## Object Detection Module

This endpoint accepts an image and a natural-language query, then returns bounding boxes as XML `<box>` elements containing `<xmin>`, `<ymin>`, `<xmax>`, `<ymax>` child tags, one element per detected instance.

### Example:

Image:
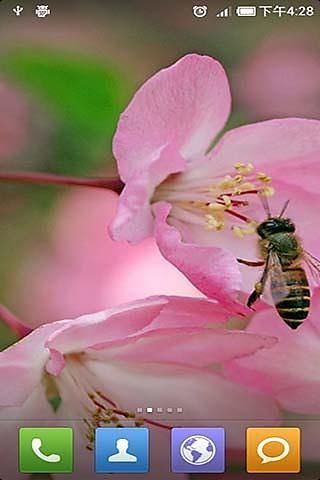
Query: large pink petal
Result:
<box><xmin>225</xmin><ymin>292</ymin><xmax>320</xmax><ymax>415</ymax></box>
<box><xmin>45</xmin><ymin>296</ymin><xmax>243</xmax><ymax>374</ymax></box>
<box><xmin>140</xmin><ymin>296</ymin><xmax>235</xmax><ymax>329</ymax></box>
<box><xmin>114</xmin><ymin>54</ymin><xmax>231</xmax><ymax>181</ymax></box>
<box><xmin>45</xmin><ymin>297</ymin><xmax>169</xmax><ymax>373</ymax></box>
<box><xmin>92</xmin><ymin>327</ymin><xmax>276</xmax><ymax>367</ymax></box>
<box><xmin>269</xmin><ymin>152</ymin><xmax>320</xmax><ymax>196</ymax></box>
<box><xmin>0</xmin><ymin>321</ymin><xmax>69</xmax><ymax>406</ymax></box>
<box><xmin>110</xmin><ymin>144</ymin><xmax>185</xmax><ymax>242</ymax></box>
<box><xmin>225</xmin><ymin>309</ymin><xmax>318</xmax><ymax>394</ymax></box>
<box><xmin>153</xmin><ymin>202</ymin><xmax>248</xmax><ymax>314</ymax></box>
<box><xmin>205</xmin><ymin>118</ymin><xmax>320</xmax><ymax>180</ymax></box>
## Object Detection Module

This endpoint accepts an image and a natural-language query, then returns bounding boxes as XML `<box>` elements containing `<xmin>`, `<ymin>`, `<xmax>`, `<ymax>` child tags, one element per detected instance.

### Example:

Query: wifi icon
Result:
<box><xmin>216</xmin><ymin>6</ymin><xmax>231</xmax><ymax>17</ymax></box>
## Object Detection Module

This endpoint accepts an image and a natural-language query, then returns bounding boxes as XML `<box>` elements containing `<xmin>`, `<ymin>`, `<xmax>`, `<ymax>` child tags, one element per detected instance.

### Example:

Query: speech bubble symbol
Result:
<box><xmin>257</xmin><ymin>436</ymin><xmax>290</xmax><ymax>464</ymax></box>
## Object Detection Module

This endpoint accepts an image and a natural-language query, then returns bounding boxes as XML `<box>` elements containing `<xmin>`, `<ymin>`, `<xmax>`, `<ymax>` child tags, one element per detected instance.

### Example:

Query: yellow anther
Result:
<box><xmin>233</xmin><ymin>175</ymin><xmax>243</xmax><ymax>184</ymax></box>
<box><xmin>205</xmin><ymin>215</ymin><xmax>225</xmax><ymax>231</ymax></box>
<box><xmin>232</xmin><ymin>225</ymin><xmax>245</xmax><ymax>238</ymax></box>
<box><xmin>234</xmin><ymin>162</ymin><xmax>245</xmax><ymax>169</ymax></box>
<box><xmin>259</xmin><ymin>186</ymin><xmax>275</xmax><ymax>197</ymax></box>
<box><xmin>241</xmin><ymin>182</ymin><xmax>255</xmax><ymax>190</ymax></box>
<box><xmin>234</xmin><ymin>162</ymin><xmax>254</xmax><ymax>175</ymax></box>
<box><xmin>231</xmin><ymin>221</ymin><xmax>257</xmax><ymax>238</ymax></box>
<box><xmin>221</xmin><ymin>195</ymin><xmax>232</xmax><ymax>208</ymax></box>
<box><xmin>233</xmin><ymin>182</ymin><xmax>255</xmax><ymax>195</ymax></box>
<box><xmin>218</xmin><ymin>175</ymin><xmax>235</xmax><ymax>190</ymax></box>
<box><xmin>256</xmin><ymin>172</ymin><xmax>272</xmax><ymax>183</ymax></box>
<box><xmin>208</xmin><ymin>202</ymin><xmax>226</xmax><ymax>211</ymax></box>
<box><xmin>245</xmin><ymin>221</ymin><xmax>258</xmax><ymax>234</ymax></box>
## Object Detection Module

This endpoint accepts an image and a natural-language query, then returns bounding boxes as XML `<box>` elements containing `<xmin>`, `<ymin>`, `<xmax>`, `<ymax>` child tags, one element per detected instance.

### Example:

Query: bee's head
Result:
<box><xmin>257</xmin><ymin>217</ymin><xmax>295</xmax><ymax>239</ymax></box>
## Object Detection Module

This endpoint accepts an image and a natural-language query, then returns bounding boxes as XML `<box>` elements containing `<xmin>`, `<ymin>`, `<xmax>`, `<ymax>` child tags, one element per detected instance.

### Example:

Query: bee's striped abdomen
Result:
<box><xmin>274</xmin><ymin>267</ymin><xmax>310</xmax><ymax>329</ymax></box>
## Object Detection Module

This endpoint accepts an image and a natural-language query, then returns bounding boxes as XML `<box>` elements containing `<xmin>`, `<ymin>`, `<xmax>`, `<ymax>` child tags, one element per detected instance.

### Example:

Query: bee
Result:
<box><xmin>238</xmin><ymin>199</ymin><xmax>320</xmax><ymax>329</ymax></box>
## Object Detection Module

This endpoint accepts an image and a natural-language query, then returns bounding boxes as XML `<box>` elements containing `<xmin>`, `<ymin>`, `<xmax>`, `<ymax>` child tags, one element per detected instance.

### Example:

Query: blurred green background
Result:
<box><xmin>0</xmin><ymin>0</ymin><xmax>319</xmax><ymax>346</ymax></box>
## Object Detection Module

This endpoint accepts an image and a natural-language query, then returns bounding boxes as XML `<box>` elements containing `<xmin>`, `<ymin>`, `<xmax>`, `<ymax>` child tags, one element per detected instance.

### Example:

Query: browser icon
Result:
<box><xmin>171</xmin><ymin>427</ymin><xmax>225</xmax><ymax>473</ymax></box>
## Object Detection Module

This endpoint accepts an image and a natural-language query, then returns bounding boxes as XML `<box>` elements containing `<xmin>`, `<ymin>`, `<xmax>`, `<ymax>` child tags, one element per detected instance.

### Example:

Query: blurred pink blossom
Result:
<box><xmin>226</xmin><ymin>287</ymin><xmax>320</xmax><ymax>461</ymax></box>
<box><xmin>227</xmin><ymin>287</ymin><xmax>320</xmax><ymax>415</ymax></box>
<box><xmin>0</xmin><ymin>80</ymin><xmax>28</xmax><ymax>161</ymax></box>
<box><xmin>110</xmin><ymin>53</ymin><xmax>320</xmax><ymax>310</ymax></box>
<box><xmin>233</xmin><ymin>35</ymin><xmax>320</xmax><ymax>120</ymax></box>
<box><xmin>14</xmin><ymin>188</ymin><xmax>201</xmax><ymax>327</ymax></box>
<box><xmin>0</xmin><ymin>296</ymin><xmax>278</xmax><ymax>479</ymax></box>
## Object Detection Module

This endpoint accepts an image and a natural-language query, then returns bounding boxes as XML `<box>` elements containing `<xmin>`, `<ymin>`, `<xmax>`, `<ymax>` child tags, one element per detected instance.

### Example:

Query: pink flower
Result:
<box><xmin>227</xmin><ymin>288</ymin><xmax>320</xmax><ymax>414</ymax></box>
<box><xmin>110</xmin><ymin>54</ymin><xmax>320</xmax><ymax>310</ymax></box>
<box><xmin>225</xmin><ymin>288</ymin><xmax>320</xmax><ymax>461</ymax></box>
<box><xmin>0</xmin><ymin>296</ymin><xmax>278</xmax><ymax>479</ymax></box>
<box><xmin>233</xmin><ymin>34</ymin><xmax>320</xmax><ymax>120</ymax></box>
<box><xmin>13</xmin><ymin>188</ymin><xmax>201</xmax><ymax>327</ymax></box>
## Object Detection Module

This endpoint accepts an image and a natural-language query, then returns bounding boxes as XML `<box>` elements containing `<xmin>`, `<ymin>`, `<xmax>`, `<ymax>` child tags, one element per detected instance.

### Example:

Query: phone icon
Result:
<box><xmin>31</xmin><ymin>437</ymin><xmax>61</xmax><ymax>463</ymax></box>
<box><xmin>19</xmin><ymin>427</ymin><xmax>73</xmax><ymax>473</ymax></box>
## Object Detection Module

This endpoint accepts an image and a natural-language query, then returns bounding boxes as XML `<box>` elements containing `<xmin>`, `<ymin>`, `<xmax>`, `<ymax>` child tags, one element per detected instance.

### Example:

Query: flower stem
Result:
<box><xmin>0</xmin><ymin>170</ymin><xmax>124</xmax><ymax>194</ymax></box>
<box><xmin>143</xmin><ymin>417</ymin><xmax>172</xmax><ymax>431</ymax></box>
<box><xmin>0</xmin><ymin>303</ymin><xmax>32</xmax><ymax>338</ymax></box>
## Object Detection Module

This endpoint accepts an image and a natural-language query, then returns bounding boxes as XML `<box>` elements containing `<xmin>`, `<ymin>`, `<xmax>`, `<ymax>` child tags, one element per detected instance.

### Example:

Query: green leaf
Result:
<box><xmin>0</xmin><ymin>48</ymin><xmax>131</xmax><ymax>173</ymax></box>
<box><xmin>0</xmin><ymin>320</ymin><xmax>18</xmax><ymax>351</ymax></box>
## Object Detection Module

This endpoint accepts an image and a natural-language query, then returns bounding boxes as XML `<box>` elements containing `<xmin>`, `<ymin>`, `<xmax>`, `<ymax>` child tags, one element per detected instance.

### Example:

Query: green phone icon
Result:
<box><xmin>19</xmin><ymin>427</ymin><xmax>73</xmax><ymax>473</ymax></box>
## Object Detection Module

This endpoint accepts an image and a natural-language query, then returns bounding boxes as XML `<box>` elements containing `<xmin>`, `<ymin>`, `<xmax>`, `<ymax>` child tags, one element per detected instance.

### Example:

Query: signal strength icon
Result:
<box><xmin>216</xmin><ymin>6</ymin><xmax>231</xmax><ymax>17</ymax></box>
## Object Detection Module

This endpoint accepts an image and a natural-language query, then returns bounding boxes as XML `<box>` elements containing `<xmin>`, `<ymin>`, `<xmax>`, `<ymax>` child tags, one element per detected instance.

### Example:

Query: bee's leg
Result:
<box><xmin>247</xmin><ymin>282</ymin><xmax>264</xmax><ymax>308</ymax></box>
<box><xmin>237</xmin><ymin>258</ymin><xmax>265</xmax><ymax>267</ymax></box>
<box><xmin>247</xmin><ymin>261</ymin><xmax>269</xmax><ymax>309</ymax></box>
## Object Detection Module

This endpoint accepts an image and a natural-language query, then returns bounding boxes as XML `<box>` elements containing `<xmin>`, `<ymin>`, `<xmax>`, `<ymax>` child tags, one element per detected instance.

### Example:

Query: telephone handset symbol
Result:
<box><xmin>31</xmin><ymin>438</ymin><xmax>61</xmax><ymax>463</ymax></box>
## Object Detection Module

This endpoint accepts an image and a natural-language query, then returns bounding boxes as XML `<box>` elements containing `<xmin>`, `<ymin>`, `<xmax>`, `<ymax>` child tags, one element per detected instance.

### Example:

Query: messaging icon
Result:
<box><xmin>246</xmin><ymin>427</ymin><xmax>300</xmax><ymax>473</ymax></box>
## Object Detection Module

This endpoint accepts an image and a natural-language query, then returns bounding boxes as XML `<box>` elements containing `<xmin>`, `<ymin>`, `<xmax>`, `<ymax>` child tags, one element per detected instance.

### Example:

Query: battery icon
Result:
<box><xmin>236</xmin><ymin>6</ymin><xmax>257</xmax><ymax>16</ymax></box>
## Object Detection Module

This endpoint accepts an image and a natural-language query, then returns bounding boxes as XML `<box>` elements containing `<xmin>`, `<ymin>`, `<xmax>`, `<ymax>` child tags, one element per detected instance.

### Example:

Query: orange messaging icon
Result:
<box><xmin>246</xmin><ymin>427</ymin><xmax>300</xmax><ymax>473</ymax></box>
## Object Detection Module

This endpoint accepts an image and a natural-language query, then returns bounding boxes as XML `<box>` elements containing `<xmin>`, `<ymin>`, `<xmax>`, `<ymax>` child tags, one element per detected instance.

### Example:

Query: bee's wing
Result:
<box><xmin>269</xmin><ymin>250</ymin><xmax>290</xmax><ymax>303</ymax></box>
<box><xmin>304</xmin><ymin>251</ymin><xmax>320</xmax><ymax>284</ymax></box>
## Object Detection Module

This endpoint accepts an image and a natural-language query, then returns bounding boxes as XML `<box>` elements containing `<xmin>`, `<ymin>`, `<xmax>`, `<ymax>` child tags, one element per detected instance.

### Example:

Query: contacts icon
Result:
<box><xmin>95</xmin><ymin>427</ymin><xmax>149</xmax><ymax>473</ymax></box>
<box><xmin>108</xmin><ymin>438</ymin><xmax>137</xmax><ymax>463</ymax></box>
<box><xmin>246</xmin><ymin>427</ymin><xmax>300</xmax><ymax>473</ymax></box>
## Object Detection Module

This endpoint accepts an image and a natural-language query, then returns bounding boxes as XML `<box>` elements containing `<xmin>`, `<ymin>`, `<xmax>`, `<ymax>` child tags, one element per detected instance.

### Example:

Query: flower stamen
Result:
<box><xmin>84</xmin><ymin>390</ymin><xmax>171</xmax><ymax>450</ymax></box>
<box><xmin>154</xmin><ymin>161</ymin><xmax>275</xmax><ymax>238</ymax></box>
<box><xmin>259</xmin><ymin>186</ymin><xmax>275</xmax><ymax>197</ymax></box>
<box><xmin>256</xmin><ymin>172</ymin><xmax>272</xmax><ymax>183</ymax></box>
<box><xmin>231</xmin><ymin>221</ymin><xmax>258</xmax><ymax>238</ymax></box>
<box><xmin>234</xmin><ymin>162</ymin><xmax>254</xmax><ymax>176</ymax></box>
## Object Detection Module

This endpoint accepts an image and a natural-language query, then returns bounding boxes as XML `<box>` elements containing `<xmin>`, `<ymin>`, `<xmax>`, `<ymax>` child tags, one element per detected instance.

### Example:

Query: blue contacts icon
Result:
<box><xmin>95</xmin><ymin>427</ymin><xmax>149</xmax><ymax>473</ymax></box>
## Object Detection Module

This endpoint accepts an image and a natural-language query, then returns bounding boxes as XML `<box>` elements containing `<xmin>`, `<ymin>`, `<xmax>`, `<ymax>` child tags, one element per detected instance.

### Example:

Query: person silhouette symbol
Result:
<box><xmin>108</xmin><ymin>438</ymin><xmax>138</xmax><ymax>463</ymax></box>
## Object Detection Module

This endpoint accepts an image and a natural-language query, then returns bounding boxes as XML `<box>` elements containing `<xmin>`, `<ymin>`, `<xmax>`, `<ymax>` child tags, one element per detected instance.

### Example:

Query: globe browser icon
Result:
<box><xmin>171</xmin><ymin>427</ymin><xmax>225</xmax><ymax>473</ymax></box>
<box><xmin>180</xmin><ymin>435</ymin><xmax>216</xmax><ymax>465</ymax></box>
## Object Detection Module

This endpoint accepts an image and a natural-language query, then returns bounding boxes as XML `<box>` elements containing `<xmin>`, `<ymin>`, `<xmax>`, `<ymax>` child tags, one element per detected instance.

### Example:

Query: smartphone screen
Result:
<box><xmin>0</xmin><ymin>0</ymin><xmax>319</xmax><ymax>479</ymax></box>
